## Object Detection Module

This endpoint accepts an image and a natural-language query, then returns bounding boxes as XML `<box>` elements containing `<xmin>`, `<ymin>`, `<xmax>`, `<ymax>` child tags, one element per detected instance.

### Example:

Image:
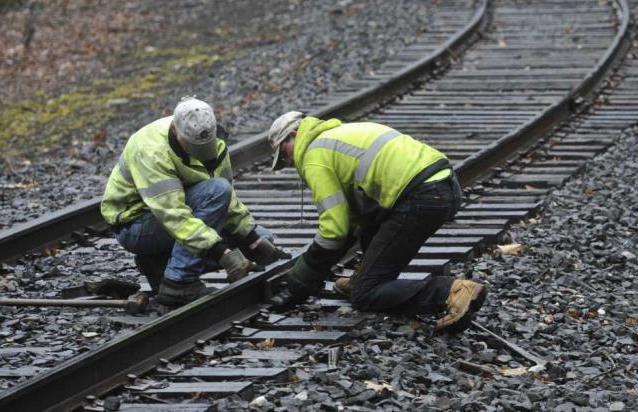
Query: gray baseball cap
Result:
<box><xmin>268</xmin><ymin>111</ymin><xmax>303</xmax><ymax>170</ymax></box>
<box><xmin>173</xmin><ymin>97</ymin><xmax>217</xmax><ymax>161</ymax></box>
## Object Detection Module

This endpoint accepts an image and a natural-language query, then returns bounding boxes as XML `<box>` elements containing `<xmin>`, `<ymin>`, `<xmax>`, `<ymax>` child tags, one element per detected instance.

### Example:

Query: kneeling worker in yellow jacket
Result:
<box><xmin>268</xmin><ymin>112</ymin><xmax>487</xmax><ymax>332</ymax></box>
<box><xmin>101</xmin><ymin>98</ymin><xmax>290</xmax><ymax>306</ymax></box>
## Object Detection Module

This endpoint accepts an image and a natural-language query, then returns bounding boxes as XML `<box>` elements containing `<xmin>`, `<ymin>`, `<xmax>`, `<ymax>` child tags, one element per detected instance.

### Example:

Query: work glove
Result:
<box><xmin>270</xmin><ymin>256</ymin><xmax>327</xmax><ymax>308</ymax></box>
<box><xmin>285</xmin><ymin>256</ymin><xmax>328</xmax><ymax>299</ymax></box>
<box><xmin>246</xmin><ymin>238</ymin><xmax>292</xmax><ymax>266</ymax></box>
<box><xmin>219</xmin><ymin>249</ymin><xmax>262</xmax><ymax>283</ymax></box>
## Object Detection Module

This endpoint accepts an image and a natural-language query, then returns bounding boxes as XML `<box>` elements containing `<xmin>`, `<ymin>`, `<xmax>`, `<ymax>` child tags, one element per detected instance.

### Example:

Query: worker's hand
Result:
<box><xmin>219</xmin><ymin>249</ymin><xmax>263</xmax><ymax>283</ymax></box>
<box><xmin>285</xmin><ymin>256</ymin><xmax>327</xmax><ymax>299</ymax></box>
<box><xmin>247</xmin><ymin>238</ymin><xmax>292</xmax><ymax>266</ymax></box>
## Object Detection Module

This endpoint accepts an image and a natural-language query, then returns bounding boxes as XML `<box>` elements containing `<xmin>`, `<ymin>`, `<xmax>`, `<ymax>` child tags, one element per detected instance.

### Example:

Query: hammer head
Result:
<box><xmin>125</xmin><ymin>293</ymin><xmax>149</xmax><ymax>315</ymax></box>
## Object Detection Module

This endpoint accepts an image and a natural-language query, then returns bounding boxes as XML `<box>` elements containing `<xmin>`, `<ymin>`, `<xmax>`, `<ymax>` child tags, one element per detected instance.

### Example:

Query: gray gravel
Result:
<box><xmin>0</xmin><ymin>235</ymin><xmax>142</xmax><ymax>390</ymax></box>
<box><xmin>0</xmin><ymin>0</ymin><xmax>443</xmax><ymax>229</ymax></box>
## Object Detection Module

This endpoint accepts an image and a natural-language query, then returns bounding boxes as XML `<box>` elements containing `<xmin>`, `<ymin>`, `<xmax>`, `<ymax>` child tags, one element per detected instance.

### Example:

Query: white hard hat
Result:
<box><xmin>268</xmin><ymin>111</ymin><xmax>303</xmax><ymax>170</ymax></box>
<box><xmin>173</xmin><ymin>97</ymin><xmax>217</xmax><ymax>161</ymax></box>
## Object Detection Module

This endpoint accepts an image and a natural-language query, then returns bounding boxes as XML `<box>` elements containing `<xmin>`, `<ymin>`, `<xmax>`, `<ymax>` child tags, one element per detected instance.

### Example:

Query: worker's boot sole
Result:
<box><xmin>439</xmin><ymin>284</ymin><xmax>488</xmax><ymax>334</ymax></box>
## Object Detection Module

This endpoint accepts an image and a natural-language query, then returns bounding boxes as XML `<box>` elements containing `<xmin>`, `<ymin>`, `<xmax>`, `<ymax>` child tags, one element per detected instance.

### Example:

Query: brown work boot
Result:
<box><xmin>436</xmin><ymin>279</ymin><xmax>487</xmax><ymax>333</ymax></box>
<box><xmin>334</xmin><ymin>277</ymin><xmax>352</xmax><ymax>298</ymax></box>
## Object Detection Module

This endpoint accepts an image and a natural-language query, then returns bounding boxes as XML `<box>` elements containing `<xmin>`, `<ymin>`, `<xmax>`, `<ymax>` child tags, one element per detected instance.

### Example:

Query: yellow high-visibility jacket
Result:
<box><xmin>294</xmin><ymin>116</ymin><xmax>451</xmax><ymax>251</ymax></box>
<box><xmin>101</xmin><ymin>116</ymin><xmax>254</xmax><ymax>256</ymax></box>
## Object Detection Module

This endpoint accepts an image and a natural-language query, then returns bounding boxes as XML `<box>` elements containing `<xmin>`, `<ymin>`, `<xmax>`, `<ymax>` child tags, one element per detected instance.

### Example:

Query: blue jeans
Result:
<box><xmin>116</xmin><ymin>178</ymin><xmax>232</xmax><ymax>283</ymax></box>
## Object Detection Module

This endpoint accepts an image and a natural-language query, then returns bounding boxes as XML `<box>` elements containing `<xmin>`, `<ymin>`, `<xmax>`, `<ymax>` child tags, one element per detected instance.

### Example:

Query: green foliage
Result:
<box><xmin>0</xmin><ymin>47</ymin><xmax>229</xmax><ymax>158</ymax></box>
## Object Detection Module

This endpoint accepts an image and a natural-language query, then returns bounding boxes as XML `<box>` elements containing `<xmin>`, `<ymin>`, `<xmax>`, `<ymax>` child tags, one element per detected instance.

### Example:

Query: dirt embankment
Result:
<box><xmin>0</xmin><ymin>0</ymin><xmax>291</xmax><ymax>160</ymax></box>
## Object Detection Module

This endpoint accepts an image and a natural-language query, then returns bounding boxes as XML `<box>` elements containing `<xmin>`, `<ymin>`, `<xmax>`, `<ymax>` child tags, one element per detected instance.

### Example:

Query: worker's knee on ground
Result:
<box><xmin>350</xmin><ymin>281</ymin><xmax>371</xmax><ymax>310</ymax></box>
<box><xmin>201</xmin><ymin>177</ymin><xmax>232</xmax><ymax>207</ymax></box>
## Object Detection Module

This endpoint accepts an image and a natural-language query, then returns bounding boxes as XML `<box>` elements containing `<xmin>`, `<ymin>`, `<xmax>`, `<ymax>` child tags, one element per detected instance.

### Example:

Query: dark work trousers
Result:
<box><xmin>351</xmin><ymin>173</ymin><xmax>462</xmax><ymax>316</ymax></box>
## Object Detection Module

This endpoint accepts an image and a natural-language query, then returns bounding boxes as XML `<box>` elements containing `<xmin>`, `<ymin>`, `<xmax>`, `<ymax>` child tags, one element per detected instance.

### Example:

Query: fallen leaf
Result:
<box><xmin>91</xmin><ymin>129</ymin><xmax>107</xmax><ymax>146</ymax></box>
<box><xmin>497</xmin><ymin>38</ymin><xmax>507</xmax><ymax>47</ymax></box>
<box><xmin>499</xmin><ymin>366</ymin><xmax>527</xmax><ymax>376</ymax></box>
<box><xmin>365</xmin><ymin>381</ymin><xmax>394</xmax><ymax>393</ymax></box>
<box><xmin>192</xmin><ymin>392</ymin><xmax>212</xmax><ymax>400</ymax></box>
<box><xmin>44</xmin><ymin>247</ymin><xmax>59</xmax><ymax>257</ymax></box>
<box><xmin>528</xmin><ymin>364</ymin><xmax>546</xmax><ymax>373</ymax></box>
<box><xmin>0</xmin><ymin>182</ymin><xmax>38</xmax><ymax>190</ymax></box>
<box><xmin>496</xmin><ymin>243</ymin><xmax>525</xmax><ymax>256</ymax></box>
<box><xmin>583</xmin><ymin>187</ymin><xmax>595</xmax><ymax>196</ymax></box>
<box><xmin>566</xmin><ymin>308</ymin><xmax>580</xmax><ymax>319</ymax></box>
<box><xmin>256</xmin><ymin>338</ymin><xmax>275</xmax><ymax>350</ymax></box>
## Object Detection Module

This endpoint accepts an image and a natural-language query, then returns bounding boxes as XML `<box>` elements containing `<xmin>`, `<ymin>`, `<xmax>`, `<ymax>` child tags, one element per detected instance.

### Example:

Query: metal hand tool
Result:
<box><xmin>0</xmin><ymin>294</ymin><xmax>148</xmax><ymax>314</ymax></box>
<box><xmin>471</xmin><ymin>320</ymin><xmax>547</xmax><ymax>371</ymax></box>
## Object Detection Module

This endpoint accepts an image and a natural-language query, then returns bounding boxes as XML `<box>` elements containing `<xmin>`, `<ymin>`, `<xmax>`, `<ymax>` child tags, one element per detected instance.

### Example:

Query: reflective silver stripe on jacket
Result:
<box><xmin>118</xmin><ymin>154</ymin><xmax>133</xmax><ymax>183</ymax></box>
<box><xmin>306</xmin><ymin>128</ymin><xmax>402</xmax><ymax>183</ymax></box>
<box><xmin>313</xmin><ymin>233</ymin><xmax>345</xmax><ymax>250</ymax></box>
<box><xmin>316</xmin><ymin>191</ymin><xmax>347</xmax><ymax>215</ymax></box>
<box><xmin>307</xmin><ymin>138</ymin><xmax>366</xmax><ymax>158</ymax></box>
<box><xmin>354</xmin><ymin>129</ymin><xmax>402</xmax><ymax>182</ymax></box>
<box><xmin>138</xmin><ymin>178</ymin><xmax>183</xmax><ymax>198</ymax></box>
<box><xmin>184</xmin><ymin>224</ymin><xmax>211</xmax><ymax>245</ymax></box>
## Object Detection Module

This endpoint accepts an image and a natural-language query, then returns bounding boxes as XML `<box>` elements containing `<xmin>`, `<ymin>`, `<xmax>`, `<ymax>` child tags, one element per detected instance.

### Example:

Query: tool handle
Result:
<box><xmin>0</xmin><ymin>298</ymin><xmax>127</xmax><ymax>308</ymax></box>
<box><xmin>471</xmin><ymin>320</ymin><xmax>546</xmax><ymax>366</ymax></box>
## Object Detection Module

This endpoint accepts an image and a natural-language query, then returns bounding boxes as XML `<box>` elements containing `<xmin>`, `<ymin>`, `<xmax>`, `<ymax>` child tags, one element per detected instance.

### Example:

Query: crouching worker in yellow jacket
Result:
<box><xmin>268</xmin><ymin>112</ymin><xmax>487</xmax><ymax>332</ymax></box>
<box><xmin>101</xmin><ymin>98</ymin><xmax>290</xmax><ymax>306</ymax></box>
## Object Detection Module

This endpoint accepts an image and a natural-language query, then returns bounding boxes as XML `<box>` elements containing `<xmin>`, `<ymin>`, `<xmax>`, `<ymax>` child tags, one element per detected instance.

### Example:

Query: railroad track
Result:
<box><xmin>0</xmin><ymin>0</ymin><xmax>635</xmax><ymax>410</ymax></box>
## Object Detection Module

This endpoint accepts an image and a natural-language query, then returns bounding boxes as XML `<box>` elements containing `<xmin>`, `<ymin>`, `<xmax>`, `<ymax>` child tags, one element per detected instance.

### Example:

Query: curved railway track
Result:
<box><xmin>0</xmin><ymin>0</ymin><xmax>636</xmax><ymax>410</ymax></box>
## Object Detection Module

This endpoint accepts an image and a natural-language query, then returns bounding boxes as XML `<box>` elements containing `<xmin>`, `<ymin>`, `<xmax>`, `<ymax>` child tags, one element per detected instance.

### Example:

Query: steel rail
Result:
<box><xmin>0</xmin><ymin>197</ymin><xmax>102</xmax><ymax>262</ymax></box>
<box><xmin>454</xmin><ymin>0</ymin><xmax>632</xmax><ymax>185</ymax></box>
<box><xmin>0</xmin><ymin>3</ymin><xmax>490</xmax><ymax>411</ymax></box>
<box><xmin>0</xmin><ymin>0</ymin><xmax>488</xmax><ymax>263</ymax></box>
